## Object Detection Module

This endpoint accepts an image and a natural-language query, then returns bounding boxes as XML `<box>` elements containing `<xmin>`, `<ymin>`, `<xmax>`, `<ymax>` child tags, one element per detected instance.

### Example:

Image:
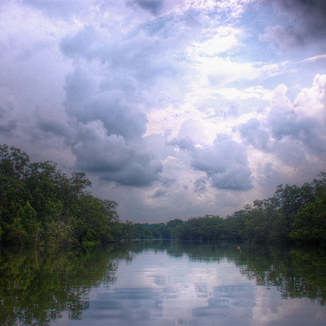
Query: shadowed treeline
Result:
<box><xmin>1</xmin><ymin>144</ymin><xmax>326</xmax><ymax>247</ymax></box>
<box><xmin>131</xmin><ymin>173</ymin><xmax>326</xmax><ymax>245</ymax></box>
<box><xmin>0</xmin><ymin>145</ymin><xmax>130</xmax><ymax>247</ymax></box>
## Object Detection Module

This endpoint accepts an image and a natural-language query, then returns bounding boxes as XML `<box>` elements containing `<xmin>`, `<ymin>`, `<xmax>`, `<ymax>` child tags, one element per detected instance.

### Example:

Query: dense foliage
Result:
<box><xmin>0</xmin><ymin>144</ymin><xmax>128</xmax><ymax>247</ymax></box>
<box><xmin>1</xmin><ymin>144</ymin><xmax>325</xmax><ymax>246</ymax></box>
<box><xmin>174</xmin><ymin>172</ymin><xmax>326</xmax><ymax>245</ymax></box>
<box><xmin>130</xmin><ymin>174</ymin><xmax>326</xmax><ymax>245</ymax></box>
<box><xmin>225</xmin><ymin>174</ymin><xmax>326</xmax><ymax>244</ymax></box>
<box><xmin>129</xmin><ymin>219</ymin><xmax>184</xmax><ymax>240</ymax></box>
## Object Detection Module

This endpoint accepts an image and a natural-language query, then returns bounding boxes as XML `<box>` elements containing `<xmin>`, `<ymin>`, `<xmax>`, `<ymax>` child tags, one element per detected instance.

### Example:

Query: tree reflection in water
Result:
<box><xmin>166</xmin><ymin>241</ymin><xmax>326</xmax><ymax>307</ymax></box>
<box><xmin>1</xmin><ymin>241</ymin><xmax>325</xmax><ymax>325</ymax></box>
<box><xmin>0</xmin><ymin>245</ymin><xmax>130</xmax><ymax>325</ymax></box>
<box><xmin>236</xmin><ymin>245</ymin><xmax>326</xmax><ymax>306</ymax></box>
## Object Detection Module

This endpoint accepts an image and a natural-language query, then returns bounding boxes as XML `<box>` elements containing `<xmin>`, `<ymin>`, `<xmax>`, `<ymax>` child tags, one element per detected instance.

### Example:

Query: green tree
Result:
<box><xmin>0</xmin><ymin>144</ymin><xmax>126</xmax><ymax>247</ymax></box>
<box><xmin>290</xmin><ymin>195</ymin><xmax>326</xmax><ymax>244</ymax></box>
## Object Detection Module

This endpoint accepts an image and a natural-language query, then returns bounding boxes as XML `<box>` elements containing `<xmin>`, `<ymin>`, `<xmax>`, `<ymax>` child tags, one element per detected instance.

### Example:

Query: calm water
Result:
<box><xmin>1</xmin><ymin>241</ymin><xmax>326</xmax><ymax>325</ymax></box>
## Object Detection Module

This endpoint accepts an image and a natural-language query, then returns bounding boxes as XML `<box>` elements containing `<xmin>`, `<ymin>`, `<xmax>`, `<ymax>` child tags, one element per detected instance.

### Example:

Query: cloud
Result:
<box><xmin>72</xmin><ymin>120</ymin><xmax>162</xmax><ymax>187</ymax></box>
<box><xmin>167</xmin><ymin>121</ymin><xmax>254</xmax><ymax>192</ymax></box>
<box><xmin>191</xmin><ymin>134</ymin><xmax>253</xmax><ymax>191</ymax></box>
<box><xmin>1</xmin><ymin>0</ymin><xmax>326</xmax><ymax>222</ymax></box>
<box><xmin>237</xmin><ymin>75</ymin><xmax>326</xmax><ymax>189</ymax></box>
<box><xmin>210</xmin><ymin>164</ymin><xmax>253</xmax><ymax>190</ymax></box>
<box><xmin>0</xmin><ymin>119</ymin><xmax>17</xmax><ymax>134</ymax></box>
<box><xmin>60</xmin><ymin>26</ymin><xmax>99</xmax><ymax>61</ymax></box>
<box><xmin>0</xmin><ymin>88</ymin><xmax>20</xmax><ymax>135</ymax></box>
<box><xmin>269</xmin><ymin>79</ymin><xmax>326</xmax><ymax>159</ymax></box>
<box><xmin>177</xmin><ymin>119</ymin><xmax>206</xmax><ymax>141</ymax></box>
<box><xmin>21</xmin><ymin>0</ymin><xmax>91</xmax><ymax>20</ymax></box>
<box><xmin>36</xmin><ymin>117</ymin><xmax>70</xmax><ymax>139</ymax></box>
<box><xmin>168</xmin><ymin>137</ymin><xmax>195</xmax><ymax>151</ymax></box>
<box><xmin>260</xmin><ymin>25</ymin><xmax>303</xmax><ymax>50</ymax></box>
<box><xmin>261</xmin><ymin>0</ymin><xmax>326</xmax><ymax>50</ymax></box>
<box><xmin>149</xmin><ymin>188</ymin><xmax>167</xmax><ymax>198</ymax></box>
<box><xmin>132</xmin><ymin>0</ymin><xmax>164</xmax><ymax>16</ymax></box>
<box><xmin>57</xmin><ymin>16</ymin><xmax>206</xmax><ymax>188</ymax></box>
<box><xmin>159</xmin><ymin>177</ymin><xmax>176</xmax><ymax>187</ymax></box>
<box><xmin>60</xmin><ymin>21</ymin><xmax>189</xmax><ymax>89</ymax></box>
<box><xmin>60</xmin><ymin>56</ymin><xmax>163</xmax><ymax>186</ymax></box>
<box><xmin>194</xmin><ymin>176</ymin><xmax>208</xmax><ymax>192</ymax></box>
<box><xmin>144</xmin><ymin>131</ymin><xmax>174</xmax><ymax>161</ymax></box>
<box><xmin>237</xmin><ymin>118</ymin><xmax>271</xmax><ymax>151</ymax></box>
<box><xmin>64</xmin><ymin>67</ymin><xmax>148</xmax><ymax>142</ymax></box>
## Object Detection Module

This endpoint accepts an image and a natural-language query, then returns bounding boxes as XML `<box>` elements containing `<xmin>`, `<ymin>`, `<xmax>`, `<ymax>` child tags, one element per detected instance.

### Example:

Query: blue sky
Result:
<box><xmin>1</xmin><ymin>0</ymin><xmax>326</xmax><ymax>222</ymax></box>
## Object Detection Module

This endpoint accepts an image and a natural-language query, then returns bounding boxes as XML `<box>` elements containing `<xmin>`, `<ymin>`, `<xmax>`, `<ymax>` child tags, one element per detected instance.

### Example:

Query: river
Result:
<box><xmin>1</xmin><ymin>240</ymin><xmax>326</xmax><ymax>325</ymax></box>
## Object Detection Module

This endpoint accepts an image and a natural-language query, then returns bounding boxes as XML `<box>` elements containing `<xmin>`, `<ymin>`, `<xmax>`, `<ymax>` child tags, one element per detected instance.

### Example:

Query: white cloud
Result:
<box><xmin>190</xmin><ymin>26</ymin><xmax>243</xmax><ymax>56</ymax></box>
<box><xmin>237</xmin><ymin>75</ymin><xmax>326</xmax><ymax>193</ymax></box>
<box><xmin>294</xmin><ymin>74</ymin><xmax>326</xmax><ymax>120</ymax></box>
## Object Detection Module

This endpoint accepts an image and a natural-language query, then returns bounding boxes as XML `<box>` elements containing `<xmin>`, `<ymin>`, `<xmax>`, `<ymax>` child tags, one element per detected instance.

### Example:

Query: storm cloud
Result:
<box><xmin>169</xmin><ymin>133</ymin><xmax>253</xmax><ymax>191</ymax></box>
<box><xmin>191</xmin><ymin>134</ymin><xmax>253</xmax><ymax>191</ymax></box>
<box><xmin>61</xmin><ymin>67</ymin><xmax>163</xmax><ymax>187</ymax></box>
<box><xmin>1</xmin><ymin>0</ymin><xmax>326</xmax><ymax>222</ymax></box>
<box><xmin>132</xmin><ymin>0</ymin><xmax>165</xmax><ymax>16</ymax></box>
<box><xmin>261</xmin><ymin>0</ymin><xmax>326</xmax><ymax>50</ymax></box>
<box><xmin>58</xmin><ymin>24</ymin><xmax>166</xmax><ymax>187</ymax></box>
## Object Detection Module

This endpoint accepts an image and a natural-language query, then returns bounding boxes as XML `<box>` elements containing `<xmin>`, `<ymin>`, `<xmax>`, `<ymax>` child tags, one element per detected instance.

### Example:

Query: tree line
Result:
<box><xmin>222</xmin><ymin>174</ymin><xmax>326</xmax><ymax>244</ymax></box>
<box><xmin>1</xmin><ymin>144</ymin><xmax>325</xmax><ymax>247</ymax></box>
<box><xmin>135</xmin><ymin>172</ymin><xmax>326</xmax><ymax>245</ymax></box>
<box><xmin>0</xmin><ymin>144</ymin><xmax>129</xmax><ymax>247</ymax></box>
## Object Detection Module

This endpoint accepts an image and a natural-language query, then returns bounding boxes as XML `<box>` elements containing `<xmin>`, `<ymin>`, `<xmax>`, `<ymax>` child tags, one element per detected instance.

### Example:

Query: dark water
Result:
<box><xmin>1</xmin><ymin>241</ymin><xmax>326</xmax><ymax>325</ymax></box>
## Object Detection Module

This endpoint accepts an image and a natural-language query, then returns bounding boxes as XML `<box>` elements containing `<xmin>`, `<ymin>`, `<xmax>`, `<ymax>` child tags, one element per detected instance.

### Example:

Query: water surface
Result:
<box><xmin>1</xmin><ymin>241</ymin><xmax>326</xmax><ymax>325</ymax></box>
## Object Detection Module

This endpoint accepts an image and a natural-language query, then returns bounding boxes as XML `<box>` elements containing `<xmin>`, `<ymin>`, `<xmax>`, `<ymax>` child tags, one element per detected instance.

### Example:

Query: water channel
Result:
<box><xmin>1</xmin><ymin>240</ymin><xmax>326</xmax><ymax>325</ymax></box>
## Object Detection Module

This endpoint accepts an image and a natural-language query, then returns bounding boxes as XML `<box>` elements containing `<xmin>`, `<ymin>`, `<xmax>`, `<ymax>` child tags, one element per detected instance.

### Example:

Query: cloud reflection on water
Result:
<box><xmin>53</xmin><ymin>244</ymin><xmax>326</xmax><ymax>325</ymax></box>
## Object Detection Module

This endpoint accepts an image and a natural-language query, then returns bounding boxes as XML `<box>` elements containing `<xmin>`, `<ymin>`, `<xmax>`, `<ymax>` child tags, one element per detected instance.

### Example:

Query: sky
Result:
<box><xmin>1</xmin><ymin>0</ymin><xmax>326</xmax><ymax>223</ymax></box>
